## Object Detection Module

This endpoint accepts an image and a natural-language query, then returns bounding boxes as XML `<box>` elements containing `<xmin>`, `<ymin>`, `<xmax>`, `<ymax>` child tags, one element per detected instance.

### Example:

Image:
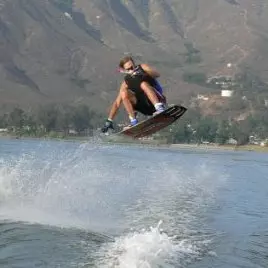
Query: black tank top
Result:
<box><xmin>124</xmin><ymin>65</ymin><xmax>156</xmax><ymax>91</ymax></box>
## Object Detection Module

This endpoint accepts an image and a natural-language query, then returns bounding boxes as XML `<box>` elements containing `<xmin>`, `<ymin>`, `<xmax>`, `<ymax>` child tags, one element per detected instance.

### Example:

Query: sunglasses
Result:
<box><xmin>125</xmin><ymin>66</ymin><xmax>134</xmax><ymax>71</ymax></box>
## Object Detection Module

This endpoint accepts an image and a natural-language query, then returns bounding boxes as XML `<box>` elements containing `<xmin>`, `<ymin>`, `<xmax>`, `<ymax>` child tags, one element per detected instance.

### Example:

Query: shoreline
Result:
<box><xmin>169</xmin><ymin>143</ymin><xmax>268</xmax><ymax>153</ymax></box>
<box><xmin>1</xmin><ymin>134</ymin><xmax>268</xmax><ymax>153</ymax></box>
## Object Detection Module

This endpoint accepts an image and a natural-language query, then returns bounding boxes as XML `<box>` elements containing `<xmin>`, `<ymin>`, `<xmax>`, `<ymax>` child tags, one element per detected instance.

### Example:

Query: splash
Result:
<box><xmin>0</xmin><ymin>141</ymin><xmax>126</xmax><ymax>230</ymax></box>
<box><xmin>91</xmin><ymin>156</ymin><xmax>225</xmax><ymax>268</ymax></box>
<box><xmin>95</xmin><ymin>220</ymin><xmax>208</xmax><ymax>268</ymax></box>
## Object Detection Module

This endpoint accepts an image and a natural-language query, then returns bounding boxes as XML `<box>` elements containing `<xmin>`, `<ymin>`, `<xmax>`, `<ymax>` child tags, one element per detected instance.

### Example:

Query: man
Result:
<box><xmin>101</xmin><ymin>56</ymin><xmax>167</xmax><ymax>133</ymax></box>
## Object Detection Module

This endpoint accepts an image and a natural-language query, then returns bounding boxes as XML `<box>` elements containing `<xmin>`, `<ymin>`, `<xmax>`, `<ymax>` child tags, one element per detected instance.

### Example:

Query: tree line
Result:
<box><xmin>0</xmin><ymin>104</ymin><xmax>101</xmax><ymax>138</ymax></box>
<box><xmin>1</xmin><ymin>104</ymin><xmax>267</xmax><ymax>144</ymax></box>
<box><xmin>159</xmin><ymin>108</ymin><xmax>268</xmax><ymax>145</ymax></box>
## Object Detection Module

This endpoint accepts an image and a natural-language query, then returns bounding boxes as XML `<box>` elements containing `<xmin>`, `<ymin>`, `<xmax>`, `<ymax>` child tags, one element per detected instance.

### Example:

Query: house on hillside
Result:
<box><xmin>207</xmin><ymin>75</ymin><xmax>233</xmax><ymax>84</ymax></box>
<box><xmin>207</xmin><ymin>75</ymin><xmax>235</xmax><ymax>89</ymax></box>
<box><xmin>226</xmin><ymin>138</ymin><xmax>237</xmax><ymax>145</ymax></box>
<box><xmin>249</xmin><ymin>136</ymin><xmax>262</xmax><ymax>145</ymax></box>
<box><xmin>197</xmin><ymin>94</ymin><xmax>209</xmax><ymax>101</ymax></box>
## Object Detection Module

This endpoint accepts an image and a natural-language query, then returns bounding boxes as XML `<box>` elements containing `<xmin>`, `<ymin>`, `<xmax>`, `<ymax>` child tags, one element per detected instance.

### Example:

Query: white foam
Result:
<box><xmin>96</xmin><ymin>220</ymin><xmax>202</xmax><ymax>268</ymax></box>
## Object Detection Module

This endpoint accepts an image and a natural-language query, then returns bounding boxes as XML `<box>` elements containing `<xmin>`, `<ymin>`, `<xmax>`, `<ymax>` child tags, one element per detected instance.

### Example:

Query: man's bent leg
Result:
<box><xmin>121</xmin><ymin>89</ymin><xmax>138</xmax><ymax>124</ymax></box>
<box><xmin>140</xmin><ymin>81</ymin><xmax>165</xmax><ymax>113</ymax></box>
<box><xmin>140</xmin><ymin>81</ymin><xmax>159</xmax><ymax>104</ymax></box>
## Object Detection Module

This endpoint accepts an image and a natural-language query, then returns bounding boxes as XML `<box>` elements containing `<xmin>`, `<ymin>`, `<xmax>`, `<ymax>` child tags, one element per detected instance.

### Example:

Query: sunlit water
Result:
<box><xmin>0</xmin><ymin>138</ymin><xmax>267</xmax><ymax>268</ymax></box>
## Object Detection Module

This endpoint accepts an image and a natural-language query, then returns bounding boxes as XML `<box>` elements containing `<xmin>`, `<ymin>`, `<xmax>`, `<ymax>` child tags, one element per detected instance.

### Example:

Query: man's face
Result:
<box><xmin>123</xmin><ymin>60</ymin><xmax>135</xmax><ymax>72</ymax></box>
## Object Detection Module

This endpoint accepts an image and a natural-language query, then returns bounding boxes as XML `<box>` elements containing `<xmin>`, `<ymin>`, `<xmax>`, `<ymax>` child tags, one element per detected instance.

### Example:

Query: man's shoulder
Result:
<box><xmin>140</xmin><ymin>63</ymin><xmax>149</xmax><ymax>69</ymax></box>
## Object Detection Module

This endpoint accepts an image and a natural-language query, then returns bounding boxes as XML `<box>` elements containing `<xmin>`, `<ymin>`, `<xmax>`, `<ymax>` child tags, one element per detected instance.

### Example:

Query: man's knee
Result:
<box><xmin>140</xmin><ymin>81</ymin><xmax>151</xmax><ymax>90</ymax></box>
<box><xmin>121</xmin><ymin>90</ymin><xmax>136</xmax><ymax>104</ymax></box>
<box><xmin>121</xmin><ymin>90</ymin><xmax>129</xmax><ymax>100</ymax></box>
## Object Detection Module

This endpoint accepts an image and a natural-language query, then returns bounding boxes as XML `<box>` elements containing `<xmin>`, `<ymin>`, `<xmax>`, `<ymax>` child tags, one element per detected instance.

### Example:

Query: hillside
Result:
<box><xmin>0</xmin><ymin>0</ymin><xmax>268</xmax><ymax>116</ymax></box>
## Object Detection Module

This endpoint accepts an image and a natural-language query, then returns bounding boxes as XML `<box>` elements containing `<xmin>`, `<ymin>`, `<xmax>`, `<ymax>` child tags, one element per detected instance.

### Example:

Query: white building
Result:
<box><xmin>221</xmin><ymin>90</ymin><xmax>233</xmax><ymax>97</ymax></box>
<box><xmin>64</xmin><ymin>12</ymin><xmax>72</xmax><ymax>20</ymax></box>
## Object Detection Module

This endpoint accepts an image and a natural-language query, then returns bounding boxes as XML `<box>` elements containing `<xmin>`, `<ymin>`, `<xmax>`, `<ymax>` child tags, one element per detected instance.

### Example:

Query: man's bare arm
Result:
<box><xmin>141</xmin><ymin>63</ymin><xmax>160</xmax><ymax>78</ymax></box>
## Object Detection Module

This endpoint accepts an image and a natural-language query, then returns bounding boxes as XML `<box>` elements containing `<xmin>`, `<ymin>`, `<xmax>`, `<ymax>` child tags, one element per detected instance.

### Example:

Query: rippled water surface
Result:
<box><xmin>0</xmin><ymin>138</ymin><xmax>267</xmax><ymax>268</ymax></box>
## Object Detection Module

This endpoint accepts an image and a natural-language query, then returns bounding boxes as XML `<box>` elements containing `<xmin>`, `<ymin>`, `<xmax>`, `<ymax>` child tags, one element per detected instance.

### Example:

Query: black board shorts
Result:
<box><xmin>129</xmin><ymin>88</ymin><xmax>156</xmax><ymax>116</ymax></box>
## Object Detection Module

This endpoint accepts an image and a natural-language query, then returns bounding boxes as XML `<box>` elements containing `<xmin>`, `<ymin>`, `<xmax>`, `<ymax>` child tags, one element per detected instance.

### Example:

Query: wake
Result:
<box><xmin>0</xmin><ymin>139</ymin><xmax>227</xmax><ymax>267</ymax></box>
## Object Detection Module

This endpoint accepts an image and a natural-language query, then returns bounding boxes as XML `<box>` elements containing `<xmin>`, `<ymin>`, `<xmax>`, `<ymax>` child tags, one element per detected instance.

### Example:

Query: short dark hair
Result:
<box><xmin>119</xmin><ymin>56</ymin><xmax>135</xmax><ymax>68</ymax></box>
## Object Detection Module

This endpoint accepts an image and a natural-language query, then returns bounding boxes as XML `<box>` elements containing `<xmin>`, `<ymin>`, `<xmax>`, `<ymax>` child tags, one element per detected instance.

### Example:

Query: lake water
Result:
<box><xmin>0</xmin><ymin>138</ymin><xmax>267</xmax><ymax>268</ymax></box>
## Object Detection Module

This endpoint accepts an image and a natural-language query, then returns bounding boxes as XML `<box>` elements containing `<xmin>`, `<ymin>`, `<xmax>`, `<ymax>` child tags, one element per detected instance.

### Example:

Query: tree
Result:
<box><xmin>37</xmin><ymin>105</ymin><xmax>59</xmax><ymax>132</ymax></box>
<box><xmin>173</xmin><ymin>124</ymin><xmax>192</xmax><ymax>143</ymax></box>
<box><xmin>229</xmin><ymin>120</ymin><xmax>254</xmax><ymax>145</ymax></box>
<box><xmin>71</xmin><ymin>105</ymin><xmax>92</xmax><ymax>134</ymax></box>
<box><xmin>0</xmin><ymin>114</ymin><xmax>8</xmax><ymax>128</ymax></box>
<box><xmin>56</xmin><ymin>105</ymin><xmax>73</xmax><ymax>135</ymax></box>
<box><xmin>216</xmin><ymin>120</ymin><xmax>230</xmax><ymax>144</ymax></box>
<box><xmin>252</xmin><ymin>110</ymin><xmax>268</xmax><ymax>138</ymax></box>
<box><xmin>194</xmin><ymin>117</ymin><xmax>217</xmax><ymax>143</ymax></box>
<box><xmin>8</xmin><ymin>108</ymin><xmax>25</xmax><ymax>129</ymax></box>
<box><xmin>24</xmin><ymin>114</ymin><xmax>38</xmax><ymax>136</ymax></box>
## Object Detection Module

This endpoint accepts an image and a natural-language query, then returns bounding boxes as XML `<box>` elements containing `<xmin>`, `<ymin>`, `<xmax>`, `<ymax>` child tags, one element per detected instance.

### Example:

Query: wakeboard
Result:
<box><xmin>119</xmin><ymin>105</ymin><xmax>187</xmax><ymax>139</ymax></box>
